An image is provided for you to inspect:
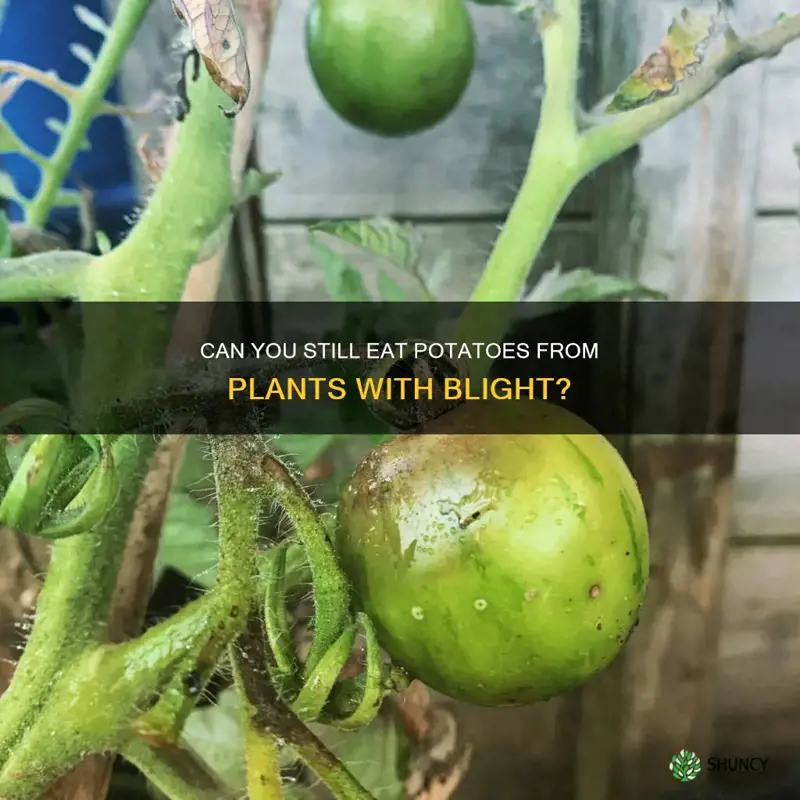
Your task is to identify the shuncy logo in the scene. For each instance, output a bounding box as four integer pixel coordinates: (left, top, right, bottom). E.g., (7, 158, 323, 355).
(669, 750, 702, 782)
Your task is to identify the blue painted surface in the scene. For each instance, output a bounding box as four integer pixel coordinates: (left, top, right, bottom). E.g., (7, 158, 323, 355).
(0, 0, 138, 245)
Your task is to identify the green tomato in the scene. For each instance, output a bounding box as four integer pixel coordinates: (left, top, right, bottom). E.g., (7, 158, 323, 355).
(305, 0, 476, 137)
(334, 402, 649, 706)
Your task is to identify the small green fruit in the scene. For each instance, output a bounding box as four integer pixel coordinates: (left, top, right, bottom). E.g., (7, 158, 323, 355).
(305, 0, 476, 137)
(335, 402, 649, 706)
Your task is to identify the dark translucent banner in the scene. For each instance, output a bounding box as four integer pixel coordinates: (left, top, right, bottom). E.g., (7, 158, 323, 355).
(0, 301, 795, 435)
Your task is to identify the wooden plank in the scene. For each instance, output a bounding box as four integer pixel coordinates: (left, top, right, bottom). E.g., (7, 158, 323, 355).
(265, 220, 597, 301)
(732, 218, 800, 536)
(258, 0, 594, 219)
(713, 546, 800, 758)
(756, 71, 800, 211)
(734, 435, 800, 537)
(746, 217, 800, 302)
(571, 1, 767, 798)
(734, 217, 800, 537)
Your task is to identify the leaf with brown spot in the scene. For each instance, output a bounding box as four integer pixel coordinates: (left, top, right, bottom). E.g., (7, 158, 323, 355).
(606, 7, 719, 113)
(171, 0, 251, 117)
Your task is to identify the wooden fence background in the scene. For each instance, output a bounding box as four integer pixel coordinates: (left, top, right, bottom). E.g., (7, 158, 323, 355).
(111, 0, 800, 796)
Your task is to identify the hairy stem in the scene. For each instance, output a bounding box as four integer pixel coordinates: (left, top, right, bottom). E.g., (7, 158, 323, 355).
(0, 436, 158, 764)
(0, 591, 233, 798)
(82, 71, 235, 302)
(26, 0, 154, 227)
(233, 614, 374, 800)
(241, 705, 284, 800)
(211, 435, 284, 796)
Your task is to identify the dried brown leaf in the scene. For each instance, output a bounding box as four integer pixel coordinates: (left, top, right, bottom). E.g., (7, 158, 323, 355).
(395, 682, 472, 800)
(396, 680, 433, 741)
(172, 0, 251, 117)
(407, 745, 472, 800)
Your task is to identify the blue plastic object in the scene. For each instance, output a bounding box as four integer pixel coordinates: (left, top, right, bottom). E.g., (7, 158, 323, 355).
(0, 0, 138, 246)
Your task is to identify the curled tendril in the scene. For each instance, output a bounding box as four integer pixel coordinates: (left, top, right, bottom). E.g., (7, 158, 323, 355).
(263, 541, 301, 697)
(0, 398, 71, 434)
(37, 435, 119, 539)
(0, 429, 119, 540)
(262, 540, 409, 729)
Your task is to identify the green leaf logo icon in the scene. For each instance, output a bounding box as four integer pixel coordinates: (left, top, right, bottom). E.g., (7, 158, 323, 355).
(670, 750, 702, 781)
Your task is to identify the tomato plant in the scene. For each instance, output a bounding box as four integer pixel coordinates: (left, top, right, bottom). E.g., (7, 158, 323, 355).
(305, 0, 476, 136)
(0, 0, 797, 798)
(335, 402, 648, 705)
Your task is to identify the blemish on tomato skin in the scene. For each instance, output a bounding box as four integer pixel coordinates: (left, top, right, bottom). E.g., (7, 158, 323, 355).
(473, 598, 488, 611)
(589, 584, 601, 599)
(411, 606, 424, 620)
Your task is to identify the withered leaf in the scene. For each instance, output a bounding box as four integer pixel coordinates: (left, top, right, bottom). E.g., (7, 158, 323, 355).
(395, 682, 473, 800)
(171, 0, 251, 118)
(606, 8, 718, 113)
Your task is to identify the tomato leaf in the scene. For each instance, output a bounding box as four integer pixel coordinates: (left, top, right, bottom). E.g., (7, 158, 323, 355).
(297, 716, 409, 800)
(308, 233, 372, 302)
(184, 688, 410, 800)
(606, 8, 717, 113)
(377, 270, 409, 302)
(155, 491, 218, 588)
(183, 689, 247, 793)
(171, 0, 251, 117)
(310, 218, 421, 272)
(523, 266, 667, 303)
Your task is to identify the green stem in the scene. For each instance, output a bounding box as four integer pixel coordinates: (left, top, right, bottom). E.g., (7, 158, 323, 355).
(454, 0, 582, 373)
(233, 615, 374, 800)
(456, 5, 800, 356)
(26, 0, 154, 227)
(211, 436, 285, 797)
(241, 706, 284, 800)
(465, 0, 581, 307)
(0, 591, 232, 799)
(211, 436, 267, 594)
(0, 251, 91, 301)
(0, 436, 158, 766)
(80, 69, 235, 302)
(132, 436, 268, 747)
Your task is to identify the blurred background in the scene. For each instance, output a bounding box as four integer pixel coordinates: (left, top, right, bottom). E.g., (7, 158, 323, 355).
(1, 0, 799, 797)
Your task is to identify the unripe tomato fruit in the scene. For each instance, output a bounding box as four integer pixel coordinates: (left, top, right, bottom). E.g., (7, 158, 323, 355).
(304, 0, 476, 137)
(335, 402, 649, 706)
